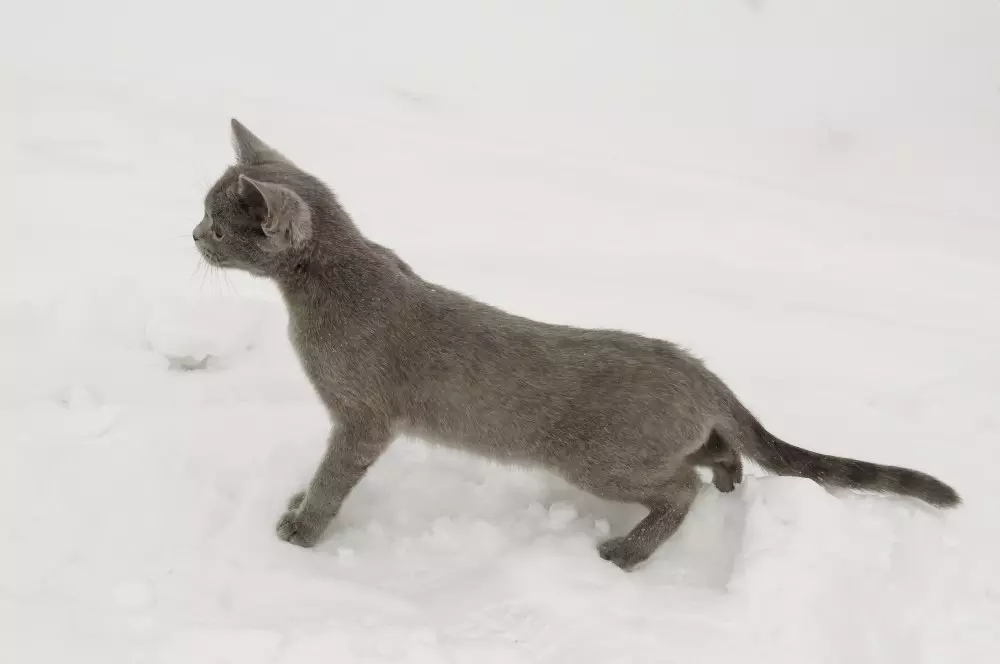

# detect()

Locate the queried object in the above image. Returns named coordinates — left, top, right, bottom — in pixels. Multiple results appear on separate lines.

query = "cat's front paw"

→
left=598, top=537, right=649, bottom=570
left=276, top=507, right=324, bottom=547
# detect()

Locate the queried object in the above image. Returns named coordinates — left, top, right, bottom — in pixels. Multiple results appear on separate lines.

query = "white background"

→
left=3, top=1, right=999, bottom=662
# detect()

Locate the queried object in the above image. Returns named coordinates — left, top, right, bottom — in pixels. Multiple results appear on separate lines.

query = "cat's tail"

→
left=738, top=414, right=960, bottom=508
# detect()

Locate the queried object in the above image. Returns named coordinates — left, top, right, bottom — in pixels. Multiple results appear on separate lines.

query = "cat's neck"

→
left=274, top=230, right=395, bottom=322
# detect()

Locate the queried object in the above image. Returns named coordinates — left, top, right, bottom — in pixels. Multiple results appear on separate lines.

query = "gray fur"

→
left=193, top=119, right=960, bottom=569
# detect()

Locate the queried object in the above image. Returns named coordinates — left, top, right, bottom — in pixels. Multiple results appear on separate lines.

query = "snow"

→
left=3, top=0, right=999, bottom=662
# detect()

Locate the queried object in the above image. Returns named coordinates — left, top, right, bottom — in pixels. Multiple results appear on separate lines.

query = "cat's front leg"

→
left=277, top=420, right=392, bottom=547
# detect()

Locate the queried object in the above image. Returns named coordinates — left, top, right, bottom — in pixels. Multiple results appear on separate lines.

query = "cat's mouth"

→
left=195, top=244, right=229, bottom=268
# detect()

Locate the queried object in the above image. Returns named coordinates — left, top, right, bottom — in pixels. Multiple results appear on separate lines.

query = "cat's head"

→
left=193, top=120, right=330, bottom=277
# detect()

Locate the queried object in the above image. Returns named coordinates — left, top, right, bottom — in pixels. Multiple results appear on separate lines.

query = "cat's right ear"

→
left=238, top=175, right=312, bottom=250
left=230, top=118, right=287, bottom=166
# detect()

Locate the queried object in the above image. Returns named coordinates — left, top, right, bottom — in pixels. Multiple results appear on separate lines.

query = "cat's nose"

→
left=193, top=216, right=211, bottom=242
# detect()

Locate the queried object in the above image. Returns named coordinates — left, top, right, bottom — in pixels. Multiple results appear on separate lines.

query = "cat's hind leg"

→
left=686, top=428, right=743, bottom=493
left=597, top=467, right=700, bottom=570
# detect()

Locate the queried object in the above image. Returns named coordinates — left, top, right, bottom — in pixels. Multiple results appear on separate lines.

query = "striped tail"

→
left=743, top=418, right=960, bottom=508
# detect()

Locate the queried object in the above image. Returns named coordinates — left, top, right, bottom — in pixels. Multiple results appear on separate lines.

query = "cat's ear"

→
left=238, top=175, right=312, bottom=250
left=230, top=118, right=287, bottom=165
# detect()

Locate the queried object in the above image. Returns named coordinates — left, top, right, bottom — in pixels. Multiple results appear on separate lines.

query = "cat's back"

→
left=400, top=276, right=709, bottom=384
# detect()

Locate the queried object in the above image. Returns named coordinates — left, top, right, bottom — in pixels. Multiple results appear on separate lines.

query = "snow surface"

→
left=3, top=1, right=1000, bottom=662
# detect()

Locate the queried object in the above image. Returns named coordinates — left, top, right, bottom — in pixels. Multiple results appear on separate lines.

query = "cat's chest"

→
left=286, top=317, right=340, bottom=376
left=287, top=311, right=370, bottom=378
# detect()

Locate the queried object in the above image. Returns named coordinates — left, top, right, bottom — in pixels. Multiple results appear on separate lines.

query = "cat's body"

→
left=287, top=255, right=729, bottom=475
left=195, top=120, right=959, bottom=569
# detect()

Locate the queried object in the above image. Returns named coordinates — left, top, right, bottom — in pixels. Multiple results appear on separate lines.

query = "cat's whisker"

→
left=211, top=264, right=232, bottom=296
left=190, top=257, right=208, bottom=281
left=222, top=270, right=238, bottom=296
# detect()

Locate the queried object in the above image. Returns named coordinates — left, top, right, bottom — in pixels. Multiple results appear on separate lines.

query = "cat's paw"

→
left=712, top=458, right=743, bottom=493
left=276, top=508, right=324, bottom=548
left=598, top=537, right=649, bottom=570
left=712, top=470, right=736, bottom=493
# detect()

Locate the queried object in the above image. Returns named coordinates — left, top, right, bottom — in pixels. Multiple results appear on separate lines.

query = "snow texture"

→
left=3, top=1, right=999, bottom=662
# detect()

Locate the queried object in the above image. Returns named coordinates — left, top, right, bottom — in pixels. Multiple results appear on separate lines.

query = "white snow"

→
left=3, top=1, right=1000, bottom=662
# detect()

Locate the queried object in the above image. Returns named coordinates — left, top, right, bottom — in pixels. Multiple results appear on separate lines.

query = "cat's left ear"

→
left=231, top=118, right=287, bottom=166
left=238, top=175, right=312, bottom=250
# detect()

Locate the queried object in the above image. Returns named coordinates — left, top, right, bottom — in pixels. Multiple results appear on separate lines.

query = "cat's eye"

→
left=211, top=226, right=224, bottom=241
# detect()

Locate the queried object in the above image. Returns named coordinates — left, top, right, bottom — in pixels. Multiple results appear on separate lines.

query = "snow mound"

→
left=145, top=297, right=268, bottom=370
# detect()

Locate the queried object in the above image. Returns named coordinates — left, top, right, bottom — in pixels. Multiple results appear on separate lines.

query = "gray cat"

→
left=193, top=120, right=960, bottom=569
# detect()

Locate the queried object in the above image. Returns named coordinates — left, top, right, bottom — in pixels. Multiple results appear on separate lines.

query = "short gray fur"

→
left=193, top=120, right=960, bottom=570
